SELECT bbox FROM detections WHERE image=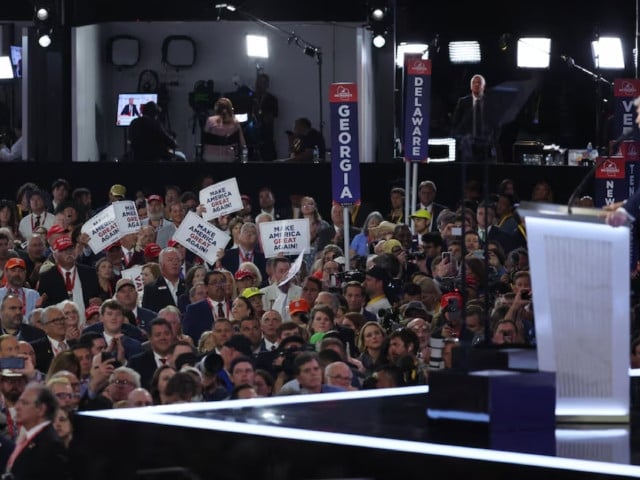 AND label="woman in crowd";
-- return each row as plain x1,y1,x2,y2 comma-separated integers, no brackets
300,196,330,270
350,211,384,258
178,264,208,312
201,97,246,162
53,408,73,448
230,296,255,322
254,369,275,397
149,364,177,405
227,216,244,250
357,321,388,376
95,257,116,301
307,304,336,344
0,199,21,243
141,262,161,287
59,299,83,341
